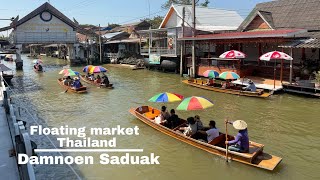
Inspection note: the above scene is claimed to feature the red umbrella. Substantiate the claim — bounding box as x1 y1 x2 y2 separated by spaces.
259 51 293 89
219 50 246 59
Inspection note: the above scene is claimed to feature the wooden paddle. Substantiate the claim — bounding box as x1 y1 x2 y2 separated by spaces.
225 119 229 162
65 87 69 93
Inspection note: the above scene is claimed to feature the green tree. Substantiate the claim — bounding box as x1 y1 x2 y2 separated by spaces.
107 23 120 29
200 0 210 7
144 16 164 29
162 0 210 9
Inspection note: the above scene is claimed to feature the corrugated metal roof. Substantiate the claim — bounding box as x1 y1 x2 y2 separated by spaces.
279 38 320 48
174 5 243 29
160 4 243 31
102 32 124 39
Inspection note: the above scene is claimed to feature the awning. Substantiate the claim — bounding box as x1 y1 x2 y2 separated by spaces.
179 29 307 41
0 64 12 71
210 57 240 61
105 38 146 44
43 44 66 48
279 38 320 48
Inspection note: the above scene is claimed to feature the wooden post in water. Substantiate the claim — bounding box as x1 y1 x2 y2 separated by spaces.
99 24 102 64
180 7 185 77
289 48 293 84
225 120 229 162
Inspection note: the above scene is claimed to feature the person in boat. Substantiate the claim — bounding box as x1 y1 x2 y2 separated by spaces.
89 74 95 81
101 75 110 87
243 80 256 92
38 64 43 71
86 73 91 78
166 109 180 129
195 120 219 142
194 115 204 130
179 117 198 136
64 76 73 86
160 106 170 121
221 80 231 89
34 63 38 69
95 75 101 84
206 78 215 86
225 120 249 153
71 77 82 89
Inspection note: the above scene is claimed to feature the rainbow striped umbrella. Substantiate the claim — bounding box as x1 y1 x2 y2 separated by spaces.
89 66 108 74
219 71 240 80
83 65 94 72
59 69 73 74
203 70 219 78
149 92 184 103
177 96 214 111
64 71 80 76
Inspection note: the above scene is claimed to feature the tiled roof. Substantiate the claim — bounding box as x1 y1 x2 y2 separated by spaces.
240 0 320 31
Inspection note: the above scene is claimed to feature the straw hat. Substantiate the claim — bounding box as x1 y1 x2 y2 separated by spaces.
233 120 247 130
74 77 79 80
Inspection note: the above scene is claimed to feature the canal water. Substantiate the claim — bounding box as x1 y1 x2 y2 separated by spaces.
4 55 320 180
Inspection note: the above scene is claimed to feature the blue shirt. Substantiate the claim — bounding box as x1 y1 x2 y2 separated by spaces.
228 129 249 152
73 80 81 89
246 83 256 92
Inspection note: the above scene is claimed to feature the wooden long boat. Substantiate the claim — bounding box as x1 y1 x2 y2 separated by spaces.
57 78 87 93
182 79 271 98
129 106 282 171
80 75 113 89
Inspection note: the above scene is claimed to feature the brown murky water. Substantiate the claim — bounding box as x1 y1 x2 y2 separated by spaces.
5 55 320 180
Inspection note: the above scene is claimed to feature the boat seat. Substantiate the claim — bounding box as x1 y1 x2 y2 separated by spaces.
208 134 225 146
229 143 264 162
144 111 159 119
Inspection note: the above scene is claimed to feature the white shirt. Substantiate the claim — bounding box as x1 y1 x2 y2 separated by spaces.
206 128 219 142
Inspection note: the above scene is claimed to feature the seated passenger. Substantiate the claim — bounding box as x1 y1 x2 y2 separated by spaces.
38 64 43 71
72 77 81 89
89 74 95 81
225 120 249 153
180 117 198 136
86 73 91 78
101 75 110 86
243 80 256 92
196 120 219 142
160 106 170 121
206 78 215 86
194 115 204 130
166 109 180 129
221 80 231 89
95 75 101 84
64 76 72 86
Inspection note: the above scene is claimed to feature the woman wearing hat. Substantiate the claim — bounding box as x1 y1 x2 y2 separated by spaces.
243 79 256 92
225 120 249 153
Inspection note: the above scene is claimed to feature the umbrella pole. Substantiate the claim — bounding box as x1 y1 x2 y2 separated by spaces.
280 59 283 83
225 120 229 162
273 61 276 90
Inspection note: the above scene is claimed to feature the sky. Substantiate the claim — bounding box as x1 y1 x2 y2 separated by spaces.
0 0 271 36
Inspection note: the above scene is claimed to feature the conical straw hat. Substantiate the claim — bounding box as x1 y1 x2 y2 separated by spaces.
233 120 247 130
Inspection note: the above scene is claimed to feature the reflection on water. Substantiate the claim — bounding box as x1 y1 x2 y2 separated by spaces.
4 55 320 180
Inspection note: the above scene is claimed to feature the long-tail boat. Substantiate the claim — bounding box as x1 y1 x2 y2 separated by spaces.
129 106 282 171
182 79 271 98
57 78 87 93
80 75 113 89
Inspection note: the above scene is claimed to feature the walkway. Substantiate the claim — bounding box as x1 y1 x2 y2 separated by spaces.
0 92 19 180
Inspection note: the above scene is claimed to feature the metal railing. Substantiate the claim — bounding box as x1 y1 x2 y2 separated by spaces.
140 47 177 56
1 73 36 180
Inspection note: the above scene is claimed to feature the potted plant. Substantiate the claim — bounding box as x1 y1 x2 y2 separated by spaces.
314 70 320 89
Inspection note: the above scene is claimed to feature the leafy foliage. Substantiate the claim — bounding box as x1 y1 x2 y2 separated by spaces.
162 0 210 9
143 16 164 29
